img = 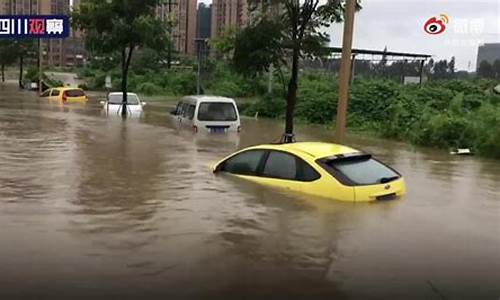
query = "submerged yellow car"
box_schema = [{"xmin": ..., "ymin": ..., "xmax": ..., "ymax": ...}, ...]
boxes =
[
  {"xmin": 213, "ymin": 142, "xmax": 406, "ymax": 202},
  {"xmin": 40, "ymin": 87, "xmax": 88, "ymax": 103}
]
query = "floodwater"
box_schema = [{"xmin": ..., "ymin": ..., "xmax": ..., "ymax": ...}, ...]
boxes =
[{"xmin": 0, "ymin": 82, "xmax": 499, "ymax": 300}]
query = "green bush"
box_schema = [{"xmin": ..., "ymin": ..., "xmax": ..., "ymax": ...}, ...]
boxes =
[
  {"xmin": 78, "ymin": 83, "xmax": 88, "ymax": 90},
  {"xmin": 88, "ymin": 71, "xmax": 106, "ymax": 90},
  {"xmin": 244, "ymin": 95, "xmax": 286, "ymax": 118},
  {"xmin": 210, "ymin": 80, "xmax": 247, "ymax": 97},
  {"xmin": 473, "ymin": 104, "xmax": 500, "ymax": 158},
  {"xmin": 411, "ymin": 112, "xmax": 475, "ymax": 148},
  {"xmin": 296, "ymin": 77, "xmax": 337, "ymax": 124},
  {"xmin": 137, "ymin": 82, "xmax": 163, "ymax": 95},
  {"xmin": 26, "ymin": 67, "xmax": 39, "ymax": 82},
  {"xmin": 350, "ymin": 80, "xmax": 399, "ymax": 122},
  {"xmin": 169, "ymin": 71, "xmax": 197, "ymax": 95}
]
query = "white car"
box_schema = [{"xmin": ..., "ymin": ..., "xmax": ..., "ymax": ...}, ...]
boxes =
[
  {"xmin": 171, "ymin": 96, "xmax": 241, "ymax": 133},
  {"xmin": 100, "ymin": 92, "xmax": 146, "ymax": 116}
]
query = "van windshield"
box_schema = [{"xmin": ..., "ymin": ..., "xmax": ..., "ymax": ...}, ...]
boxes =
[
  {"xmin": 325, "ymin": 155, "xmax": 400, "ymax": 185},
  {"xmin": 108, "ymin": 94, "xmax": 139, "ymax": 105},
  {"xmin": 197, "ymin": 102, "xmax": 237, "ymax": 121}
]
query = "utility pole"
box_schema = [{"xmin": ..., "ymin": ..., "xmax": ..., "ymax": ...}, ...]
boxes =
[
  {"xmin": 166, "ymin": 0, "xmax": 173, "ymax": 69},
  {"xmin": 195, "ymin": 38, "xmax": 206, "ymax": 95},
  {"xmin": 334, "ymin": 0, "xmax": 356, "ymax": 143},
  {"xmin": 419, "ymin": 59, "xmax": 425, "ymax": 87}
]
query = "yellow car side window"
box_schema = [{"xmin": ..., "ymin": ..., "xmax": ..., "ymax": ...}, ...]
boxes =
[
  {"xmin": 263, "ymin": 151, "xmax": 297, "ymax": 180},
  {"xmin": 222, "ymin": 150, "xmax": 266, "ymax": 176},
  {"xmin": 41, "ymin": 90, "xmax": 51, "ymax": 97},
  {"xmin": 262, "ymin": 151, "xmax": 320, "ymax": 182}
]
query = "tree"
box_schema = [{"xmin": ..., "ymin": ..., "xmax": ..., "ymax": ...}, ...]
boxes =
[
  {"xmin": 233, "ymin": 0, "xmax": 360, "ymax": 142},
  {"xmin": 428, "ymin": 57, "xmax": 457, "ymax": 80},
  {"xmin": 209, "ymin": 26, "xmax": 239, "ymax": 60},
  {"xmin": 374, "ymin": 46, "xmax": 388, "ymax": 76},
  {"xmin": 432, "ymin": 59, "xmax": 450, "ymax": 80},
  {"xmin": 477, "ymin": 60, "xmax": 494, "ymax": 79},
  {"xmin": 0, "ymin": 41, "xmax": 18, "ymax": 83},
  {"xmin": 12, "ymin": 40, "xmax": 35, "ymax": 88},
  {"xmin": 448, "ymin": 56, "xmax": 456, "ymax": 77},
  {"xmin": 424, "ymin": 58, "xmax": 434, "ymax": 78},
  {"xmin": 72, "ymin": 0, "xmax": 169, "ymax": 115}
]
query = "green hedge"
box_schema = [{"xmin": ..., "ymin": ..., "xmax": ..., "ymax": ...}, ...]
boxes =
[{"xmin": 245, "ymin": 74, "xmax": 500, "ymax": 158}]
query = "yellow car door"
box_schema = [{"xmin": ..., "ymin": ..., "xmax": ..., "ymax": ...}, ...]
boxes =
[{"xmin": 246, "ymin": 150, "xmax": 319, "ymax": 194}]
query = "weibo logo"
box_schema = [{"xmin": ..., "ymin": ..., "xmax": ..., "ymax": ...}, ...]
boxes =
[{"xmin": 424, "ymin": 14, "xmax": 449, "ymax": 35}]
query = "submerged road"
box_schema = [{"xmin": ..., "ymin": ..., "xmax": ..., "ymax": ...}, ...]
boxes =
[{"xmin": 0, "ymin": 83, "xmax": 499, "ymax": 299}]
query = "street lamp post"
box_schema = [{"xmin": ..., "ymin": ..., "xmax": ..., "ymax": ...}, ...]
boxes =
[
  {"xmin": 334, "ymin": 0, "xmax": 357, "ymax": 143},
  {"xmin": 195, "ymin": 38, "xmax": 207, "ymax": 95}
]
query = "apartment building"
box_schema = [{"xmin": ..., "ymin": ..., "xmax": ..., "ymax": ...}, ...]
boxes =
[
  {"xmin": 211, "ymin": 0, "xmax": 281, "ymax": 38},
  {"xmin": 1, "ymin": 0, "xmax": 37, "ymax": 14},
  {"xmin": 211, "ymin": 0, "xmax": 248, "ymax": 37},
  {"xmin": 1, "ymin": 0, "xmax": 85, "ymax": 67},
  {"xmin": 477, "ymin": 43, "xmax": 500, "ymax": 69},
  {"xmin": 157, "ymin": 0, "xmax": 198, "ymax": 56}
]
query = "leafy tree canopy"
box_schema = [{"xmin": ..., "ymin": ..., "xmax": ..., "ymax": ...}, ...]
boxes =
[
  {"xmin": 232, "ymin": 0, "xmax": 361, "ymax": 140},
  {"xmin": 72, "ymin": 0, "xmax": 169, "ymax": 108},
  {"xmin": 72, "ymin": 0, "xmax": 168, "ymax": 55}
]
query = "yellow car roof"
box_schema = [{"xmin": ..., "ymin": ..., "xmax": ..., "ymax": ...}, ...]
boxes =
[
  {"xmin": 248, "ymin": 142, "xmax": 360, "ymax": 159},
  {"xmin": 52, "ymin": 87, "xmax": 83, "ymax": 91}
]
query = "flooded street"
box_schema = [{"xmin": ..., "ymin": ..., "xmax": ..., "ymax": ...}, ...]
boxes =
[{"xmin": 1, "ymin": 83, "xmax": 499, "ymax": 299}]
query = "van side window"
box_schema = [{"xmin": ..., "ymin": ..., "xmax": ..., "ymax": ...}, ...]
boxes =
[
  {"xmin": 221, "ymin": 150, "xmax": 266, "ymax": 176},
  {"xmin": 263, "ymin": 151, "xmax": 320, "ymax": 182},
  {"xmin": 51, "ymin": 90, "xmax": 60, "ymax": 96},
  {"xmin": 181, "ymin": 103, "xmax": 188, "ymax": 116},
  {"xmin": 183, "ymin": 104, "xmax": 195, "ymax": 120},
  {"xmin": 174, "ymin": 102, "xmax": 187, "ymax": 116},
  {"xmin": 173, "ymin": 102, "xmax": 182, "ymax": 115}
]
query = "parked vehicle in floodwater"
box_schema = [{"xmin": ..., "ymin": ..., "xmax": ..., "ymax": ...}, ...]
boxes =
[
  {"xmin": 171, "ymin": 96, "xmax": 241, "ymax": 133},
  {"xmin": 213, "ymin": 142, "xmax": 406, "ymax": 202},
  {"xmin": 40, "ymin": 87, "xmax": 88, "ymax": 103},
  {"xmin": 100, "ymin": 92, "xmax": 146, "ymax": 116}
]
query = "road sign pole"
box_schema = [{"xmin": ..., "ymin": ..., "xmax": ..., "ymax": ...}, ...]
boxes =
[{"xmin": 334, "ymin": 0, "xmax": 356, "ymax": 143}]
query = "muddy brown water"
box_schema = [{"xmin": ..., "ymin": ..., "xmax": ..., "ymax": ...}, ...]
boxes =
[{"xmin": 0, "ymin": 83, "xmax": 499, "ymax": 299}]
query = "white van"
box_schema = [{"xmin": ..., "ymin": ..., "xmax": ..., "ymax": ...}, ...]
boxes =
[{"xmin": 171, "ymin": 96, "xmax": 241, "ymax": 133}]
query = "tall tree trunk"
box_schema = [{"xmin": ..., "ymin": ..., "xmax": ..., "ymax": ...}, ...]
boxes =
[
  {"xmin": 18, "ymin": 55, "xmax": 24, "ymax": 89},
  {"xmin": 284, "ymin": 48, "xmax": 299, "ymax": 143},
  {"xmin": 121, "ymin": 45, "xmax": 134, "ymax": 117},
  {"xmin": 1, "ymin": 64, "xmax": 4, "ymax": 82}
]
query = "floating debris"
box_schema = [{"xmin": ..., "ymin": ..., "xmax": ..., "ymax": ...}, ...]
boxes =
[{"xmin": 450, "ymin": 148, "xmax": 473, "ymax": 155}]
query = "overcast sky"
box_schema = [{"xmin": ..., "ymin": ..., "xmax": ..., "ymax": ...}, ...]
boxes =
[{"xmin": 201, "ymin": 0, "xmax": 500, "ymax": 71}]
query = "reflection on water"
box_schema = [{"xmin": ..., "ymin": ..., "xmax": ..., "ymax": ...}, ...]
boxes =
[{"xmin": 0, "ymin": 83, "xmax": 499, "ymax": 299}]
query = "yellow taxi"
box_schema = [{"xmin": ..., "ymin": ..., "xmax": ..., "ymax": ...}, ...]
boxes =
[
  {"xmin": 213, "ymin": 142, "xmax": 406, "ymax": 202},
  {"xmin": 40, "ymin": 87, "xmax": 88, "ymax": 103}
]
